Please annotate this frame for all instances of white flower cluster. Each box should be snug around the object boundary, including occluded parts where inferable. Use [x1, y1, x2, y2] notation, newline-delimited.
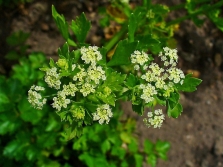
[28, 85, 46, 110]
[139, 84, 157, 103]
[92, 104, 113, 124]
[143, 109, 165, 128]
[131, 47, 185, 101]
[80, 46, 102, 66]
[130, 50, 150, 70]
[52, 91, 71, 111]
[45, 67, 61, 89]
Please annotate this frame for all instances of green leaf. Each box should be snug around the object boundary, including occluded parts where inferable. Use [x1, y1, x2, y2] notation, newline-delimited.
[128, 13, 137, 42]
[18, 98, 45, 124]
[70, 12, 91, 43]
[111, 146, 126, 160]
[155, 140, 170, 160]
[144, 139, 154, 154]
[6, 31, 29, 47]
[177, 74, 202, 92]
[147, 154, 157, 167]
[167, 101, 183, 118]
[0, 92, 11, 112]
[52, 5, 76, 46]
[128, 140, 138, 153]
[125, 73, 137, 88]
[135, 35, 161, 52]
[107, 40, 137, 66]
[132, 103, 144, 115]
[101, 140, 111, 154]
[134, 154, 143, 167]
[120, 132, 131, 143]
[104, 70, 126, 91]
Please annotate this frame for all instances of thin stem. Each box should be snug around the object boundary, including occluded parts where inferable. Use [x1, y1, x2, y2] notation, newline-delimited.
[104, 23, 128, 53]
[167, 0, 223, 26]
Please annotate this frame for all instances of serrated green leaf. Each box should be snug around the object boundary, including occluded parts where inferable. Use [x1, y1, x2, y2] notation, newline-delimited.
[167, 101, 182, 118]
[107, 40, 137, 66]
[104, 70, 126, 91]
[125, 73, 137, 88]
[52, 5, 76, 46]
[177, 74, 202, 92]
[70, 13, 91, 43]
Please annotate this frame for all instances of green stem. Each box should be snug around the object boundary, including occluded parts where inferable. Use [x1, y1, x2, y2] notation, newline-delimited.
[104, 23, 128, 52]
[167, 0, 223, 26]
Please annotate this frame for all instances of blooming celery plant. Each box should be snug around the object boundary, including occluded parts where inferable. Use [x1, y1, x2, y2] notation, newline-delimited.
[28, 4, 202, 140]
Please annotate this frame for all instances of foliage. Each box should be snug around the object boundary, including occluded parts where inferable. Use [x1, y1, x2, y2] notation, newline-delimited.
[0, 0, 212, 166]
[5, 31, 30, 60]
[28, 4, 201, 141]
[0, 53, 169, 167]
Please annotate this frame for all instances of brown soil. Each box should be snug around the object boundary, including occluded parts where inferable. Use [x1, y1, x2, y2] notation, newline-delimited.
[1, 1, 223, 167]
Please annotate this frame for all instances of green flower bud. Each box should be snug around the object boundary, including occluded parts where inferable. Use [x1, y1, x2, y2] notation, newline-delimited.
[71, 106, 85, 120]
[57, 59, 68, 70]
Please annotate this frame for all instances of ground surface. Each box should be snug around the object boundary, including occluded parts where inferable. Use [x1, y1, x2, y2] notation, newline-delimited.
[0, 0, 223, 167]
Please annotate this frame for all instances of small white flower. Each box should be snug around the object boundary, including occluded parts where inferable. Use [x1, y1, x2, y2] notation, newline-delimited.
[52, 91, 71, 111]
[28, 85, 46, 110]
[45, 67, 61, 89]
[62, 82, 78, 96]
[92, 104, 113, 124]
[144, 109, 165, 128]
[80, 46, 102, 65]
[131, 50, 149, 66]
[80, 83, 96, 97]
[87, 65, 106, 84]
[139, 83, 157, 103]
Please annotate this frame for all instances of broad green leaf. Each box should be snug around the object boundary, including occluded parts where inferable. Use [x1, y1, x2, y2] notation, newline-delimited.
[147, 154, 157, 167]
[167, 101, 183, 118]
[177, 74, 202, 92]
[107, 40, 137, 66]
[70, 13, 91, 43]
